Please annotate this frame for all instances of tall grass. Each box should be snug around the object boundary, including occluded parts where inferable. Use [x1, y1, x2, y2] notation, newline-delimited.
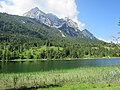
[0, 66, 120, 89]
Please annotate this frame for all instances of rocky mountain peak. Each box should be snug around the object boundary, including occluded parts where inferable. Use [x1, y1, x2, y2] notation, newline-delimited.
[23, 7, 51, 26]
[23, 7, 45, 18]
[23, 7, 97, 39]
[23, 7, 79, 30]
[64, 17, 79, 30]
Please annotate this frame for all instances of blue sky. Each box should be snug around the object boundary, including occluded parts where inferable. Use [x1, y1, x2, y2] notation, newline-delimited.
[76, 0, 120, 41]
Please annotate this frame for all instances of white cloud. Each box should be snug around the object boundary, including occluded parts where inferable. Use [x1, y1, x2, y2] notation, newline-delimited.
[0, 0, 84, 30]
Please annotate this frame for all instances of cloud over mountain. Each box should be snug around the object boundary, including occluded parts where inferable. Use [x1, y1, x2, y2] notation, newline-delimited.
[0, 0, 84, 30]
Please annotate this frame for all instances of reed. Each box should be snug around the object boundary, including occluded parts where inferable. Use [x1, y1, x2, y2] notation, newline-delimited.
[0, 66, 120, 89]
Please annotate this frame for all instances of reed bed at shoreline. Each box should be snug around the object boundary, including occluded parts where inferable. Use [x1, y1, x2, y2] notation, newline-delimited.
[1, 66, 120, 89]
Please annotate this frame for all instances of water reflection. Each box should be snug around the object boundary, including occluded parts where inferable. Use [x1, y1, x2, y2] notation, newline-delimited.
[0, 58, 120, 73]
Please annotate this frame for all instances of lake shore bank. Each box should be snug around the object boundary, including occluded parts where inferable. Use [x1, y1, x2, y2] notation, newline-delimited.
[0, 57, 120, 62]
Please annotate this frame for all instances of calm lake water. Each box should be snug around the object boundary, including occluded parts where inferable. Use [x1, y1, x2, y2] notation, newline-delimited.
[0, 58, 120, 73]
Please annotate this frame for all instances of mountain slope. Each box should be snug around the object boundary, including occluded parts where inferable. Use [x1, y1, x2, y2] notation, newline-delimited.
[23, 7, 98, 40]
[0, 12, 119, 60]
[0, 12, 95, 46]
[82, 29, 97, 40]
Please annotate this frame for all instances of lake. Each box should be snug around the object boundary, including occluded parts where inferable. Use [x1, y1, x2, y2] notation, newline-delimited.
[0, 58, 120, 73]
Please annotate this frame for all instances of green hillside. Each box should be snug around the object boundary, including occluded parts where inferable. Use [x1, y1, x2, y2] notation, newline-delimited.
[0, 13, 119, 61]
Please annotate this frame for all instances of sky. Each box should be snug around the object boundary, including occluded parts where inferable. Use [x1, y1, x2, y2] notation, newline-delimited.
[0, 0, 120, 42]
[76, 0, 120, 42]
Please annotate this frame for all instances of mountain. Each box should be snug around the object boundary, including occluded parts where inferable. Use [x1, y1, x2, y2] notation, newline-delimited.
[23, 7, 86, 37]
[1, 12, 118, 61]
[23, 7, 98, 39]
[0, 11, 101, 49]
[0, 12, 64, 40]
[23, 7, 79, 28]
[82, 29, 97, 40]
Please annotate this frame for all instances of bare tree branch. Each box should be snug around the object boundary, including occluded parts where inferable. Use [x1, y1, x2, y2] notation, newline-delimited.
[112, 36, 120, 49]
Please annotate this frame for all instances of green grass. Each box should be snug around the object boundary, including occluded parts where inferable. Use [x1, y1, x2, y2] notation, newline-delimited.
[1, 66, 120, 89]
[39, 82, 120, 90]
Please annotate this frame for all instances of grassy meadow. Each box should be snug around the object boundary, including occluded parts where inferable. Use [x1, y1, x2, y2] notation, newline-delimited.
[1, 66, 120, 89]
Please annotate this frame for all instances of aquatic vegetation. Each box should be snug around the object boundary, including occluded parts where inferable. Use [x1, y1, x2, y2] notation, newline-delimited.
[0, 66, 120, 89]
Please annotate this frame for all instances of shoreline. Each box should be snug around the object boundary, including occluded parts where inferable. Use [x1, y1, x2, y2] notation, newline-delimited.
[0, 57, 120, 62]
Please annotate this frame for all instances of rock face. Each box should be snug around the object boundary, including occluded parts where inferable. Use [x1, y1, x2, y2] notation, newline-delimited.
[23, 7, 97, 40]
[45, 13, 63, 28]
[82, 29, 97, 40]
[23, 7, 79, 28]
[23, 7, 80, 36]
